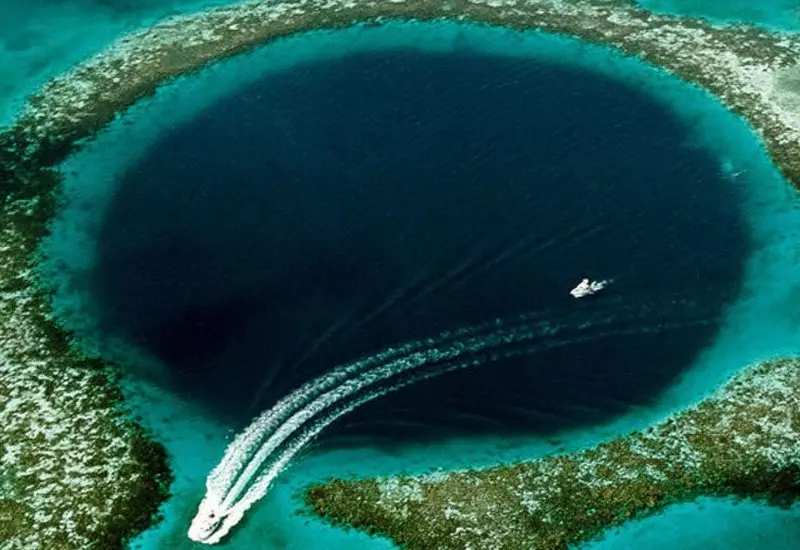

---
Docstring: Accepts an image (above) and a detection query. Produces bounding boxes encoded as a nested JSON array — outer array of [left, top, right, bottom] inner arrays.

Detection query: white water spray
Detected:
[[206, 302, 568, 497], [190, 297, 713, 543]]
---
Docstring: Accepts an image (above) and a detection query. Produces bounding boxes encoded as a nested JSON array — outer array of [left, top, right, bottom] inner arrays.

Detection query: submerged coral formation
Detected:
[[1, 0, 800, 547], [9, 0, 800, 187], [306, 358, 800, 550], [0, 164, 172, 549]]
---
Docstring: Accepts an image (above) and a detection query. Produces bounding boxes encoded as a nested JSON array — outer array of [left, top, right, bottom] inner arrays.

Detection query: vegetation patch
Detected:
[[3, 0, 800, 547], [306, 358, 800, 550]]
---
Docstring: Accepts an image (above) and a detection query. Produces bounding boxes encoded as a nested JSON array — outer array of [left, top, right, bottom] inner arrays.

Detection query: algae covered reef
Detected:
[[1, 0, 800, 547], [306, 357, 800, 550]]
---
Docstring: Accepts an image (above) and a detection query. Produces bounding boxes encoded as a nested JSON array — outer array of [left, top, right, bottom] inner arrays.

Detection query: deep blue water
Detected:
[[92, 48, 749, 444]]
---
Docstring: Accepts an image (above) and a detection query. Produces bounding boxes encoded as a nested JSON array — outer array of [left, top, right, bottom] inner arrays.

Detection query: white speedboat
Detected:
[[570, 278, 610, 299]]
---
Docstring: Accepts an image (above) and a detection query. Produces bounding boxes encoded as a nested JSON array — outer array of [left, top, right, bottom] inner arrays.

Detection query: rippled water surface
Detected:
[[86, 47, 748, 442], [2, 2, 800, 549]]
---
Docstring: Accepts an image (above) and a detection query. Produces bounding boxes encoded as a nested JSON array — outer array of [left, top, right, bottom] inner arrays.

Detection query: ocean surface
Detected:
[[637, 0, 800, 29], [1, 3, 799, 550], [33, 19, 800, 549], [89, 47, 746, 441], [1, 0, 799, 127]]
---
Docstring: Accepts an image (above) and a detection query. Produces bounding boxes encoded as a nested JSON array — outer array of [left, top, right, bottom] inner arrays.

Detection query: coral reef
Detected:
[[306, 358, 800, 550], [2, 0, 800, 547]]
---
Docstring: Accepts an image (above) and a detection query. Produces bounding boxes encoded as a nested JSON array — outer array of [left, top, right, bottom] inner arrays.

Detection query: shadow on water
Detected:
[[90, 47, 750, 445]]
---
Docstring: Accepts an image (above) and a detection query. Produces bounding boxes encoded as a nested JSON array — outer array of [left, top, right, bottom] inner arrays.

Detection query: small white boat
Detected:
[[570, 278, 610, 299]]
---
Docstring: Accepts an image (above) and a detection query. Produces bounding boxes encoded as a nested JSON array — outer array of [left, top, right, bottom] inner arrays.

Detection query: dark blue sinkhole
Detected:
[[90, 47, 749, 445]]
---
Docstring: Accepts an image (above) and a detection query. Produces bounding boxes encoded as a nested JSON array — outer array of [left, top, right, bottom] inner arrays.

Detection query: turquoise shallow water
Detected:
[[583, 498, 800, 550], [1, 0, 798, 128], [635, 0, 800, 30], [91, 43, 745, 436], [33, 18, 800, 550], [0, 0, 234, 126]]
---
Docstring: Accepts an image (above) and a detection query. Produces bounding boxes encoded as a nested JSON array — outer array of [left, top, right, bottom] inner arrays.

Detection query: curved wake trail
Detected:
[[191, 296, 716, 543], [240, 245, 500, 419], [207, 300, 566, 498], [241, 232, 570, 420], [236, 312, 701, 520], [212, 307, 557, 509]]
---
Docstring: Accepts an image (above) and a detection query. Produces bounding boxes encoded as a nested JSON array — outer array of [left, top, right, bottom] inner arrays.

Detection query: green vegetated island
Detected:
[[1, 0, 800, 548]]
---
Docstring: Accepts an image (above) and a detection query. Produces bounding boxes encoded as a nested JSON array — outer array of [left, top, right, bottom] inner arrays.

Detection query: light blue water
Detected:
[[91, 46, 745, 436], [583, 497, 800, 550], [635, 0, 800, 30], [2, 0, 798, 128], [35, 19, 800, 550], [0, 0, 238, 127]]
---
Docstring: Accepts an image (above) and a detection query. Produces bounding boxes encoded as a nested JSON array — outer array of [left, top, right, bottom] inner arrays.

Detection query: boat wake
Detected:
[[189, 295, 714, 544]]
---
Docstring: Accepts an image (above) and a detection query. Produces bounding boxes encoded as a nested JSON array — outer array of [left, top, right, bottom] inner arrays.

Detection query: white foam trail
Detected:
[[241, 246, 493, 417], [219, 313, 568, 511], [207, 336, 420, 496], [223, 307, 695, 510], [192, 296, 714, 543], [206, 304, 557, 498], [244, 235, 565, 416], [198, 312, 708, 544], [200, 341, 554, 544], [243, 301, 362, 416], [244, 269, 441, 416]]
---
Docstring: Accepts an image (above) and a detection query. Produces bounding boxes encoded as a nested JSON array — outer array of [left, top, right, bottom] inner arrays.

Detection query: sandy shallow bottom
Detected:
[[29, 20, 800, 549]]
